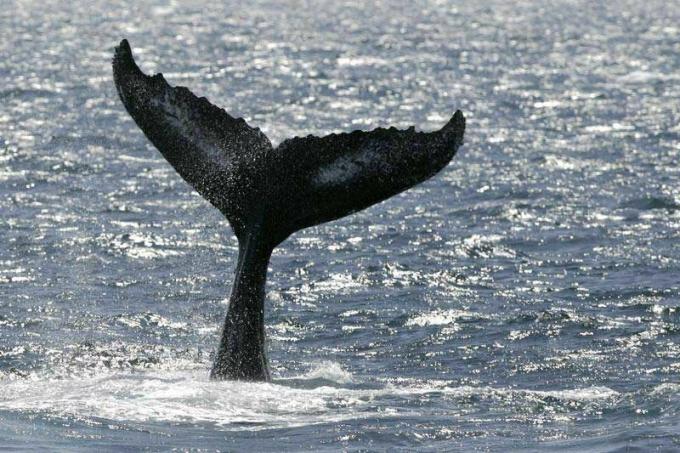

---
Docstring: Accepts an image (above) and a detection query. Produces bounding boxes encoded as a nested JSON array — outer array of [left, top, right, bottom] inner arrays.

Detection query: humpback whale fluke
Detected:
[[112, 39, 465, 381]]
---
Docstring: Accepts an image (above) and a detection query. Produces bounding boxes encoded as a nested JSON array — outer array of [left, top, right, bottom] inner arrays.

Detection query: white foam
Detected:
[[616, 70, 678, 84], [0, 368, 620, 431], [583, 123, 634, 134], [115, 313, 187, 331], [528, 386, 619, 401], [406, 309, 483, 327], [337, 56, 389, 67], [0, 370, 365, 430], [651, 383, 680, 395], [302, 361, 353, 384]]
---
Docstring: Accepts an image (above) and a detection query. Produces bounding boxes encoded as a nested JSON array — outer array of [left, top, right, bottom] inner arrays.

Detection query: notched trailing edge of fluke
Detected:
[[112, 39, 266, 139], [113, 38, 463, 161], [280, 109, 465, 148]]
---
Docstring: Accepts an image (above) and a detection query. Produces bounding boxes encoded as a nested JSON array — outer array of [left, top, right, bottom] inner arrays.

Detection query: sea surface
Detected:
[[1, 0, 679, 450]]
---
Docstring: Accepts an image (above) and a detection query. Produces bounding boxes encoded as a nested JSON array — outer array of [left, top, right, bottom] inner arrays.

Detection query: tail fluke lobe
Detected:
[[112, 39, 272, 236], [267, 111, 465, 240]]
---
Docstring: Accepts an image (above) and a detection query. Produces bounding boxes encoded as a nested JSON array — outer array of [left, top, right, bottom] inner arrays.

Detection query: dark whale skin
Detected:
[[112, 39, 465, 381]]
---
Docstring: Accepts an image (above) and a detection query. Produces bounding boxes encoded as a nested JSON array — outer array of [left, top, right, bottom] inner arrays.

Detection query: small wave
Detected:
[[543, 154, 586, 170], [301, 361, 353, 384], [620, 196, 680, 212], [113, 313, 188, 331], [616, 70, 678, 84], [0, 88, 59, 100], [312, 272, 363, 293], [97, 232, 184, 260], [528, 386, 619, 402], [583, 123, 634, 134], [336, 56, 389, 67], [455, 234, 516, 259], [650, 304, 679, 316], [405, 309, 485, 327], [650, 383, 680, 396]]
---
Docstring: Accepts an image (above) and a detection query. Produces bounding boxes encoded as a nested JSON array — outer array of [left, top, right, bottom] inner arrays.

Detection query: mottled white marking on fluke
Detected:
[[314, 148, 388, 187]]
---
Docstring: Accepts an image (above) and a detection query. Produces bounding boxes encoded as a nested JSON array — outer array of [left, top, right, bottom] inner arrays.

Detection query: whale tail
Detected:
[[112, 39, 465, 380]]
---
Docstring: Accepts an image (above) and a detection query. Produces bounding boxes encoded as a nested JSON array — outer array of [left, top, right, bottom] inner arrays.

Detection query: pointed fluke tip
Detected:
[[114, 39, 132, 61], [450, 110, 465, 130], [112, 38, 145, 80], [438, 110, 465, 144]]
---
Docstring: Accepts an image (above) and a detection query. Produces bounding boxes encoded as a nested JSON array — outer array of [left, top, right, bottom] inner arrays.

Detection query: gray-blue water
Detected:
[[1, 0, 679, 450]]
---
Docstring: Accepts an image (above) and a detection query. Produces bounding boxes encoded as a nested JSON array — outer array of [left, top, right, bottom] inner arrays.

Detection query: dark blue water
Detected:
[[1, 0, 679, 450]]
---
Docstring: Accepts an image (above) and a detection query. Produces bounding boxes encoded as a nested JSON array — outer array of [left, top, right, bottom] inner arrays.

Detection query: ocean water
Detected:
[[1, 0, 679, 450]]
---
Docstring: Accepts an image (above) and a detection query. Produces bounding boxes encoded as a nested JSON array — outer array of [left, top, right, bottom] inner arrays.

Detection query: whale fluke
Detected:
[[112, 39, 465, 381]]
